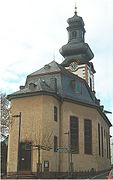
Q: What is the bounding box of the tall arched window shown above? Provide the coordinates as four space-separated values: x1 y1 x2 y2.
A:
70 116 79 153
84 119 92 154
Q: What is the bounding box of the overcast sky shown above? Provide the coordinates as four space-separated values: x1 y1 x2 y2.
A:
0 0 113 137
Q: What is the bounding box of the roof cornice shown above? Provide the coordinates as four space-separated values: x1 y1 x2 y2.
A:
7 90 112 127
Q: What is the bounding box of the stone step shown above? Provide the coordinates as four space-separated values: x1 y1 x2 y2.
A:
3 174 37 179
18 175 37 179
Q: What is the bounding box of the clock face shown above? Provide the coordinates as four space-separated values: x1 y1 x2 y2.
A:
69 62 78 71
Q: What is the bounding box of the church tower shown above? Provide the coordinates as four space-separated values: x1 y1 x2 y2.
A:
60 5 96 91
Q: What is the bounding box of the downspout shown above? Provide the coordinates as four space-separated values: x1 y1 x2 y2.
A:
58 97 63 173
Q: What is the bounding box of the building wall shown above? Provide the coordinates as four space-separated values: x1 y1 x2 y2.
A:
59 101 111 172
7 95 43 174
7 95 111 175
41 95 60 172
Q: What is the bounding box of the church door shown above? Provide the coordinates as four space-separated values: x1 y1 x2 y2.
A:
19 142 32 172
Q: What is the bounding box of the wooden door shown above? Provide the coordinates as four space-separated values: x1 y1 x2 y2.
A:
19 142 31 171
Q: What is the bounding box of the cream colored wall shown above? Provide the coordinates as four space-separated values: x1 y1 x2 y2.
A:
96 112 111 170
66 65 85 80
60 101 111 172
7 96 43 174
41 95 60 172
7 95 60 174
74 66 85 80
7 95 111 174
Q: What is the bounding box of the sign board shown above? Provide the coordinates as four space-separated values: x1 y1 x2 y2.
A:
25 143 32 150
56 147 68 152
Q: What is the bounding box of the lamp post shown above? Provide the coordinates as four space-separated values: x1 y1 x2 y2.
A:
64 131 71 178
12 112 21 179
37 145 41 178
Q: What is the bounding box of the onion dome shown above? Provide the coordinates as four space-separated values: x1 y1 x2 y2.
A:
59 4 94 66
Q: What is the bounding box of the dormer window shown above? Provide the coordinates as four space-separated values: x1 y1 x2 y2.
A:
72 80 82 93
75 81 81 93
29 83 36 90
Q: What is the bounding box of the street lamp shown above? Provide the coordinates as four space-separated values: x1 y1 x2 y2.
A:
12 112 21 179
64 131 71 178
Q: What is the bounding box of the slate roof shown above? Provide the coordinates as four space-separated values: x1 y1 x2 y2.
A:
7 60 112 127
8 61 94 103
7 61 100 104
28 61 75 77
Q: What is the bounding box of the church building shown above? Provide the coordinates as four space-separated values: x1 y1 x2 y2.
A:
7 5 112 178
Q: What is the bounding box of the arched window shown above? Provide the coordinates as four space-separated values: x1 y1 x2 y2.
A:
84 119 92 154
70 116 79 153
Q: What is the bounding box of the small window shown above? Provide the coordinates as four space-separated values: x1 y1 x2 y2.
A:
44 161 49 168
54 106 57 121
90 78 92 90
54 136 57 152
72 31 77 40
106 132 109 159
81 31 84 39
75 81 81 93
104 129 105 138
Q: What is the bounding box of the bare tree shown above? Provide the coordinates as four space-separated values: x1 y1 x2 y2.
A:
0 93 10 140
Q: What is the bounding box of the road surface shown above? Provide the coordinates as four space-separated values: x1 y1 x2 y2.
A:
91 170 110 179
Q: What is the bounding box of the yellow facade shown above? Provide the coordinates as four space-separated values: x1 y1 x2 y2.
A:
7 94 111 175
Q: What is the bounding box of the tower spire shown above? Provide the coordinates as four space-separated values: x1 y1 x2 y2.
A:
74 2 77 14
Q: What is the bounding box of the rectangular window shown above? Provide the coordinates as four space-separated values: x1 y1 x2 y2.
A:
84 119 92 154
106 132 108 159
44 161 49 168
104 129 105 138
98 123 101 156
54 106 57 121
72 31 77 40
70 116 79 153
106 132 110 159
101 126 104 157
75 81 81 93
54 136 57 152
108 135 110 160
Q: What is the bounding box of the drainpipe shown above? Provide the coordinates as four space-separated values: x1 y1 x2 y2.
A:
58 98 63 173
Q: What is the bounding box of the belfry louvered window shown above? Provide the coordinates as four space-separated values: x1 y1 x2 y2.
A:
70 116 79 153
84 119 92 154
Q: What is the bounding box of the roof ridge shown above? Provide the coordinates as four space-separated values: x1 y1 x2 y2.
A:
28 60 61 77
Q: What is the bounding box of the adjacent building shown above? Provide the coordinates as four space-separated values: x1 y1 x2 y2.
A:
7 5 112 177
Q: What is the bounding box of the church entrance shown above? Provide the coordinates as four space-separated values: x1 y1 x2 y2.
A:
19 142 32 173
